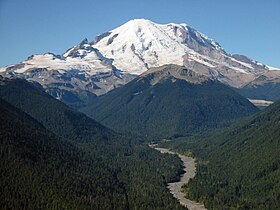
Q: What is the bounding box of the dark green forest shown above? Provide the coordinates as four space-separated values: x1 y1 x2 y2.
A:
2 76 280 209
160 100 280 209
82 65 258 139
0 78 186 209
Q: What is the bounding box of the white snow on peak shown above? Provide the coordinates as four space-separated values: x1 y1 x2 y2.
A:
1 51 114 76
92 19 194 74
92 19 229 75
266 65 280 71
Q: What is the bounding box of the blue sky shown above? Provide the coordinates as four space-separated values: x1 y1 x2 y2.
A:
0 0 279 67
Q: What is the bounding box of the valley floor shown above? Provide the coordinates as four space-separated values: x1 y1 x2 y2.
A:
153 147 206 210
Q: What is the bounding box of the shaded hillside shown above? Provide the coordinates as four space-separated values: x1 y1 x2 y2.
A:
0 78 186 209
0 77 114 144
82 65 259 139
235 82 280 101
0 98 129 209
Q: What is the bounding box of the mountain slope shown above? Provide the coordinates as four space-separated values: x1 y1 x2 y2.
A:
0 43 135 108
1 19 279 106
158 100 280 209
93 19 269 77
0 77 187 209
234 71 280 101
0 77 115 144
179 100 280 209
0 97 130 209
92 19 279 89
82 64 259 139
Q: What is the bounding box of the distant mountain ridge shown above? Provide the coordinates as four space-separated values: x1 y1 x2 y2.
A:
1 18 279 107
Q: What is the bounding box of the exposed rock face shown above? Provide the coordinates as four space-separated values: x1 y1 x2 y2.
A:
140 64 209 85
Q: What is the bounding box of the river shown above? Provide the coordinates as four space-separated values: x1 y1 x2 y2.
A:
154 147 206 210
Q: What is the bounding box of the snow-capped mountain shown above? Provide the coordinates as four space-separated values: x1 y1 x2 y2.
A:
92 19 279 87
0 38 135 108
93 19 225 74
1 18 279 107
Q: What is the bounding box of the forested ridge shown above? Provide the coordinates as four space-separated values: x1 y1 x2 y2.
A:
2 76 279 209
160 100 280 209
0 78 186 209
82 65 258 140
0 98 128 209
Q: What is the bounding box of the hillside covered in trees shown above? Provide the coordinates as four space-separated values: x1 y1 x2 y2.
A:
2 76 279 209
0 78 186 209
160 100 280 209
82 65 258 139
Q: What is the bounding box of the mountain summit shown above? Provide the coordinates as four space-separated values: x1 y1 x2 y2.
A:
92 18 223 75
1 19 279 107
92 19 279 87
